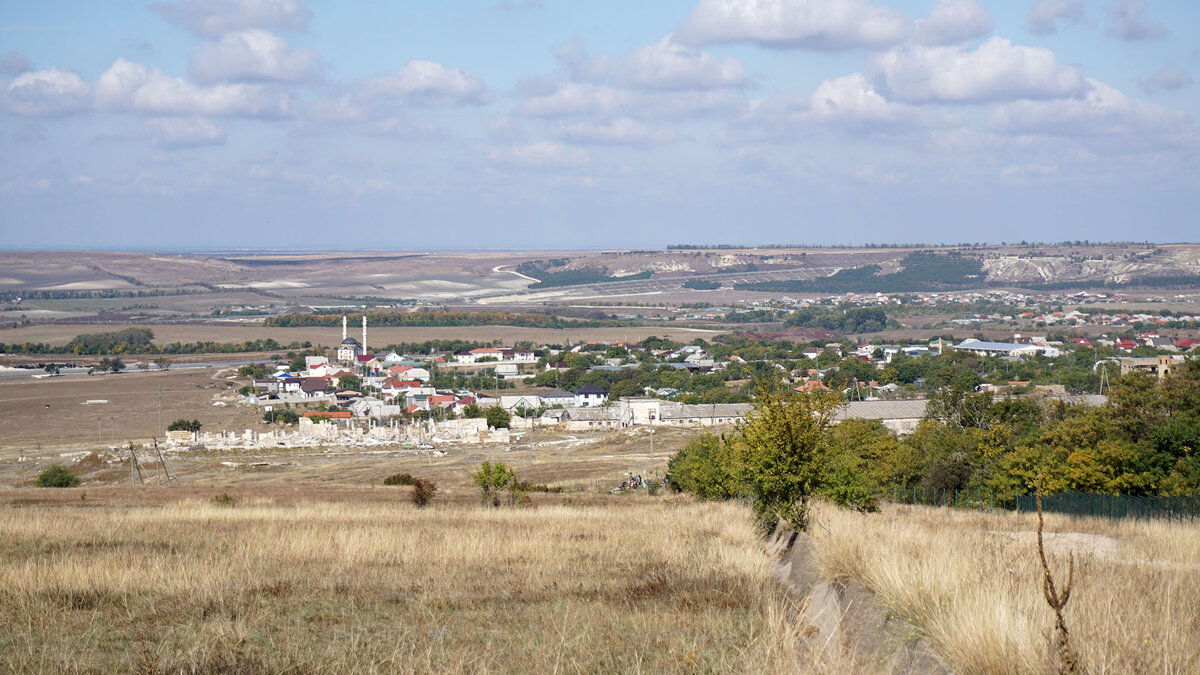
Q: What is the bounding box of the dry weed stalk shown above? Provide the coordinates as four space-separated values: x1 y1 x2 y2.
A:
1036 474 1079 674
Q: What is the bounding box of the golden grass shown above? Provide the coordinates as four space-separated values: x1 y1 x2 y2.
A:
807 502 1200 674
0 496 804 673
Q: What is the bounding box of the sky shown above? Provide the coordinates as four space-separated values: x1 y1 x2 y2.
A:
1 0 1197 250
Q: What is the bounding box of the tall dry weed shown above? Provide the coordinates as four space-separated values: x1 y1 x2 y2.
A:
807 500 1200 674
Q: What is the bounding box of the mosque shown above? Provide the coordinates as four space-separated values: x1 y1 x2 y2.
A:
336 315 368 365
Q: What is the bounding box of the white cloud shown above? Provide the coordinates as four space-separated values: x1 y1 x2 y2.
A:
1026 0 1086 35
3 67 91 117
487 141 590 168
871 37 1087 103
679 0 911 51
624 36 747 90
189 29 320 83
915 0 993 46
1105 0 1165 41
519 83 634 118
555 118 676 145
729 74 942 140
519 82 735 120
363 60 489 106
95 58 295 118
145 117 227 148
1139 66 1194 94
989 78 1187 136
807 73 933 127
150 0 310 37
558 36 747 91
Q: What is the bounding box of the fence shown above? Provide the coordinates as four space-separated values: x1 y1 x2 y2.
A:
880 486 1199 523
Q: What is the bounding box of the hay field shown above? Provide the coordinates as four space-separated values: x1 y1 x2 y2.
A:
0 497 803 673
0 323 725 349
808 502 1200 674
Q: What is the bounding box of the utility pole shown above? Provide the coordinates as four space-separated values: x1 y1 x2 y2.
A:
153 438 172 483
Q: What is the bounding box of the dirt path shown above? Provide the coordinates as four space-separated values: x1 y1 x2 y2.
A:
768 526 950 674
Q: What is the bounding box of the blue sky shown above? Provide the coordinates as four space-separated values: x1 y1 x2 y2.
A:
1 0 1197 250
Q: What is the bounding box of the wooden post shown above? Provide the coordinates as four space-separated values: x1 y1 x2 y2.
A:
153 438 172 483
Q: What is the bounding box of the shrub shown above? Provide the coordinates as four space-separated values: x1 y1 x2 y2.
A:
411 479 437 508
213 493 235 507
36 465 80 488
263 409 299 424
383 472 415 486
473 461 515 507
167 418 202 432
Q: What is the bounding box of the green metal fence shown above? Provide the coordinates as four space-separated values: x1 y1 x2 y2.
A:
879 486 1199 523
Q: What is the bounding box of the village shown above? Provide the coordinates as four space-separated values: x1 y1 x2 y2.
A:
152 312 1194 453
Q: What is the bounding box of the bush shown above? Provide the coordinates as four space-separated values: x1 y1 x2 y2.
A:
473 460 515 507
167 418 202 432
411 479 437 508
263 409 299 424
383 472 415 486
36 465 80 488
213 493 235 507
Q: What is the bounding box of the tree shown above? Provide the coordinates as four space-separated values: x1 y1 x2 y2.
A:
666 433 740 500
474 461 515 507
167 418 202 432
43 363 59 376
263 409 299 424
734 380 842 529
154 357 170 370
289 355 307 372
484 406 511 429
337 374 362 390
460 403 484 419
36 464 80 488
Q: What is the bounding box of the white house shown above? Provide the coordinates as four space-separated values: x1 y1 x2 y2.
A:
574 385 609 407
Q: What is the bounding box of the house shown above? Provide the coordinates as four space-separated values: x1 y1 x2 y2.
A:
561 406 631 431
386 364 430 382
574 384 609 407
795 380 831 393
953 339 1054 358
299 377 331 398
538 389 575 408
253 378 280 394
499 394 543 412
657 403 752 427
1119 355 1184 380
834 399 928 435
495 363 520 379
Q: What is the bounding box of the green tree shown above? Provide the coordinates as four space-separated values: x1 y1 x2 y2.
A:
734 381 842 529
36 464 80 488
666 433 740 500
43 363 60 376
473 460 515 507
484 406 511 429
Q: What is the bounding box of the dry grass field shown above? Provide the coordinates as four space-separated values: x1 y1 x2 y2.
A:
0 322 725 350
0 497 804 673
807 501 1200 674
0 368 260 453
